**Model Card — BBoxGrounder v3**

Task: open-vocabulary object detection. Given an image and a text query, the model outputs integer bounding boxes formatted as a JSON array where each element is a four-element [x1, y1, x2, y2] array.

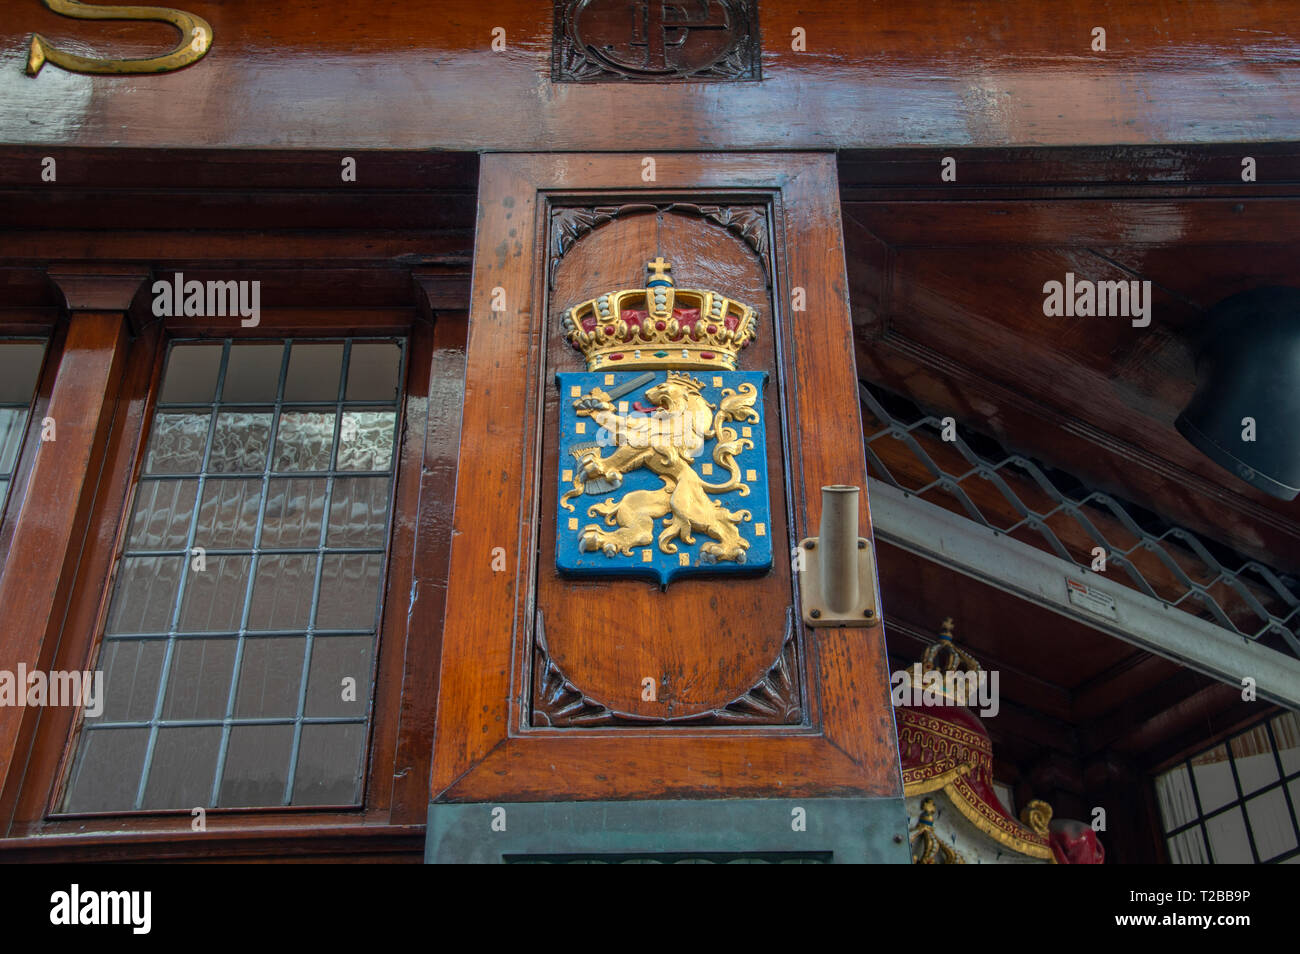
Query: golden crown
[[561, 258, 757, 371]]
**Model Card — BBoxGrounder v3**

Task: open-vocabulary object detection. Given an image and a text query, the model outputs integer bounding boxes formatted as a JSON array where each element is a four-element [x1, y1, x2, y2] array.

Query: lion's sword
[[568, 370, 656, 495]]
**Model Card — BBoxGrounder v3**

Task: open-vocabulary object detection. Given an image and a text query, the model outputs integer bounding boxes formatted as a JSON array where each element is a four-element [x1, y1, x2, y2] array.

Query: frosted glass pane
[[337, 411, 394, 471], [209, 411, 273, 473], [274, 411, 335, 472], [145, 412, 209, 474]]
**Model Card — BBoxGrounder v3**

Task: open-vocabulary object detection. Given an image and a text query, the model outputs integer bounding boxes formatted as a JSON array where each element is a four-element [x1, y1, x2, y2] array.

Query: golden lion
[[561, 373, 760, 565]]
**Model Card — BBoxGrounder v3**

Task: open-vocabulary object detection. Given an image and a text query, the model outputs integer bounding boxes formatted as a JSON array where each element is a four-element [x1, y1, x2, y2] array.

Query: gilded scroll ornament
[[26, 0, 212, 77]]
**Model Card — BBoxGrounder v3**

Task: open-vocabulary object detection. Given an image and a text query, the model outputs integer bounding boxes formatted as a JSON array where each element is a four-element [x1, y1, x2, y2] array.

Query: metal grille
[[860, 381, 1300, 660]]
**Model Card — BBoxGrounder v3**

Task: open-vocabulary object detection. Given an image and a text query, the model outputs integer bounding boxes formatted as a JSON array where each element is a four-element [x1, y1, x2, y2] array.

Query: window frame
[[5, 309, 460, 856]]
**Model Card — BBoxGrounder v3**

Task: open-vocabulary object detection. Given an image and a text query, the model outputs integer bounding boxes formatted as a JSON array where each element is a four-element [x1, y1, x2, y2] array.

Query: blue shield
[[556, 369, 772, 584]]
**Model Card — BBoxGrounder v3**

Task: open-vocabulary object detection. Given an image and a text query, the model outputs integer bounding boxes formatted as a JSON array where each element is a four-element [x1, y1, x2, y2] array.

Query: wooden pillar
[[0, 269, 138, 811], [426, 154, 903, 862]]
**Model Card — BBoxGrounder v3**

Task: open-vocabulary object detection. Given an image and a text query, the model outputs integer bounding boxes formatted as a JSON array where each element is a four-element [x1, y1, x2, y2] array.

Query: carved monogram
[[552, 0, 761, 83]]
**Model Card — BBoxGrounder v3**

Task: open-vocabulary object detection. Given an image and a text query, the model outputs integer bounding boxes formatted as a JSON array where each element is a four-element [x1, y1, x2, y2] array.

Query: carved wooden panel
[[430, 153, 900, 804], [552, 0, 761, 83]]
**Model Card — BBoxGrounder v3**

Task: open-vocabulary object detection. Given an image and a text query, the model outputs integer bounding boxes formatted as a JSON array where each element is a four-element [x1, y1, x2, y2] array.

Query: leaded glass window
[[60, 338, 404, 812]]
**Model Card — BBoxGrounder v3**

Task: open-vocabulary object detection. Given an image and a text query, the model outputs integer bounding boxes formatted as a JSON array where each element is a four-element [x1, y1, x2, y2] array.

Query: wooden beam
[[0, 282, 133, 812]]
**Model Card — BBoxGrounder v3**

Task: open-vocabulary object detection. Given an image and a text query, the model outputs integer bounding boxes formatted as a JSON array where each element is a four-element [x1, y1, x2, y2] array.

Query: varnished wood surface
[[430, 152, 899, 803], [0, 308, 128, 815], [843, 175, 1300, 574], [1, 1, 1298, 150]]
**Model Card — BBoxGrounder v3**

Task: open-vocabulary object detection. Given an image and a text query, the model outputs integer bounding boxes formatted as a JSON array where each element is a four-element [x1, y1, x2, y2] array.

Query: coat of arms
[[556, 258, 771, 584]]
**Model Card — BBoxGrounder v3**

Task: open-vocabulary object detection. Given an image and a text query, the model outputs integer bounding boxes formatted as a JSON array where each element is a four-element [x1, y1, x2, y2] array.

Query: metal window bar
[[860, 380, 1300, 660], [72, 337, 404, 812]]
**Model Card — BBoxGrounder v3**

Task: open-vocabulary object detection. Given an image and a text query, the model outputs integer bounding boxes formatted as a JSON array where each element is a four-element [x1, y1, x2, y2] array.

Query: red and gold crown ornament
[[561, 258, 757, 371]]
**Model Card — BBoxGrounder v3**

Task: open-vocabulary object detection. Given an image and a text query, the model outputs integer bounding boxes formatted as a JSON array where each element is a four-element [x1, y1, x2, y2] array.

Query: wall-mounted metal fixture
[[1176, 286, 1300, 501], [799, 485, 879, 627]]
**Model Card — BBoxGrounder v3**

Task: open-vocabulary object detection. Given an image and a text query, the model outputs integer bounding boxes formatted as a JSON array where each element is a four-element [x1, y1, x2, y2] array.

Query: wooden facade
[[0, 0, 1297, 864]]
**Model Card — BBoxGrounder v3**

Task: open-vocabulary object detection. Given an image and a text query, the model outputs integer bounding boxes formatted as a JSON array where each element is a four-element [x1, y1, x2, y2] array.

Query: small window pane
[[0, 339, 47, 516], [0, 341, 45, 403], [306, 636, 374, 717], [316, 553, 383, 630], [223, 343, 283, 403], [284, 343, 342, 401], [145, 411, 210, 474], [345, 342, 402, 401], [209, 411, 273, 473], [161, 637, 236, 720], [247, 554, 317, 631], [219, 725, 294, 807], [260, 477, 327, 548], [1155, 765, 1199, 832], [141, 726, 222, 809], [327, 477, 390, 547], [105, 556, 184, 635], [1246, 788, 1298, 860], [1274, 713, 1300, 775], [1167, 827, 1209, 864], [194, 478, 262, 549], [62, 729, 150, 813], [0, 407, 28, 472], [1231, 727, 1279, 794], [1192, 746, 1236, 813], [177, 554, 251, 632], [158, 343, 221, 404], [293, 723, 365, 806], [274, 411, 335, 472], [127, 479, 198, 551], [1205, 807, 1253, 863], [338, 411, 394, 471], [233, 637, 305, 718], [92, 639, 167, 724]]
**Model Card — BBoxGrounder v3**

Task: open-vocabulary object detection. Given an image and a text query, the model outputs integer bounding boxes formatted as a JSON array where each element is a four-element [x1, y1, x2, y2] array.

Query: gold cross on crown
[[647, 257, 672, 282]]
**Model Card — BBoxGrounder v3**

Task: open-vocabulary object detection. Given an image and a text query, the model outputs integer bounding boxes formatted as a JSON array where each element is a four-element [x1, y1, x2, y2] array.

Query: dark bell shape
[[1175, 286, 1300, 501]]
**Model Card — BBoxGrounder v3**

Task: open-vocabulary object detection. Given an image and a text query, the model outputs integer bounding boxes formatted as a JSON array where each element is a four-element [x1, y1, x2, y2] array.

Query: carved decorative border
[[551, 0, 761, 84], [532, 609, 801, 727], [550, 202, 771, 281]]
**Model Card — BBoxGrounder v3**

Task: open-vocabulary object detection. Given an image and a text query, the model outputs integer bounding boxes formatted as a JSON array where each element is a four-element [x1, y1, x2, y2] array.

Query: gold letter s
[[27, 0, 212, 77]]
